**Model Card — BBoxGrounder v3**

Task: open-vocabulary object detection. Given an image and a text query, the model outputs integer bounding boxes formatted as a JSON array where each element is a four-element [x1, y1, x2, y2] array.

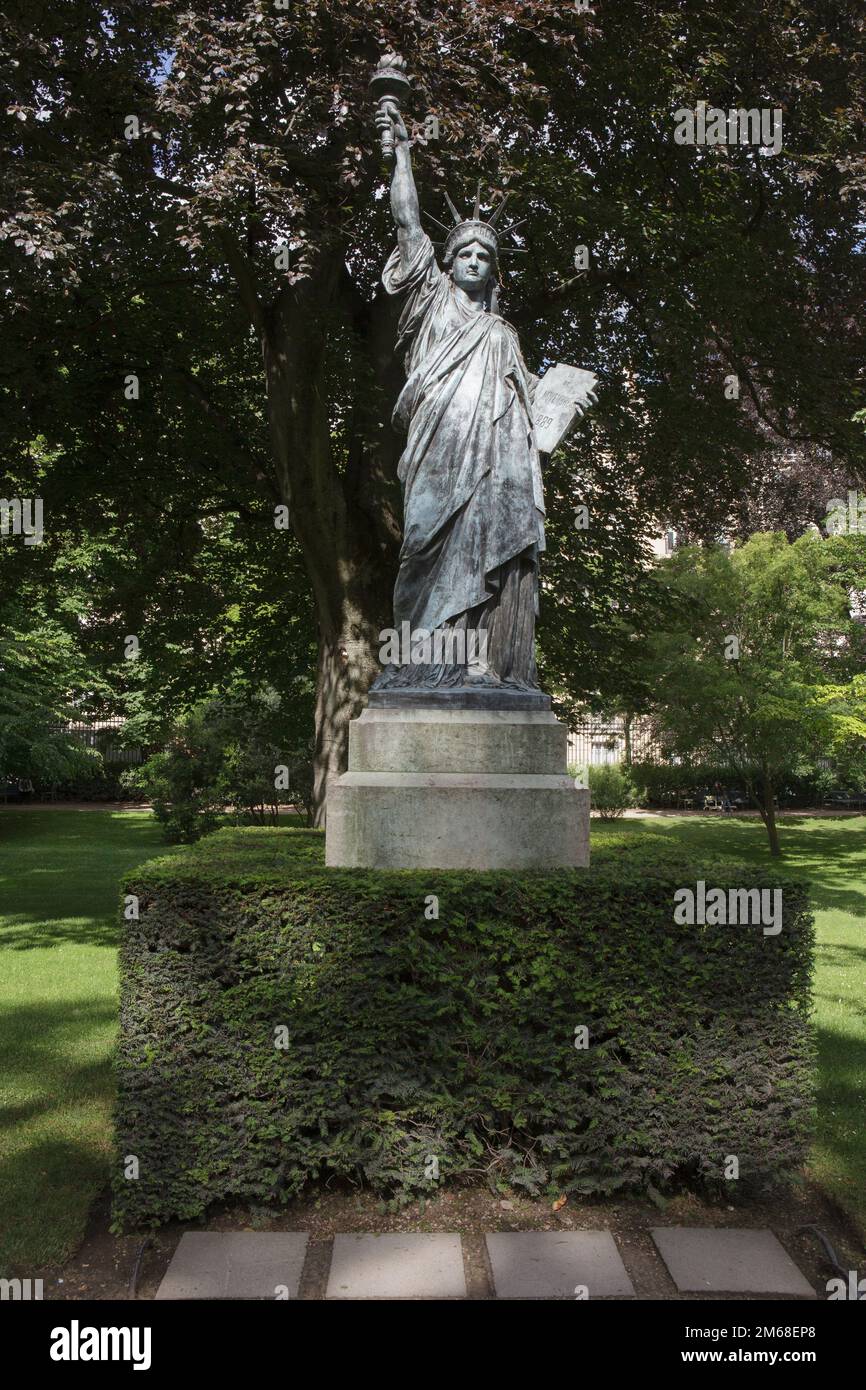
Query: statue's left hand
[[375, 99, 410, 148]]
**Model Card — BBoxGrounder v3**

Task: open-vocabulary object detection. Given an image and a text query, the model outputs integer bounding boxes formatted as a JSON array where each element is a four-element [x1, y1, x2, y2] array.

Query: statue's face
[[451, 240, 494, 297]]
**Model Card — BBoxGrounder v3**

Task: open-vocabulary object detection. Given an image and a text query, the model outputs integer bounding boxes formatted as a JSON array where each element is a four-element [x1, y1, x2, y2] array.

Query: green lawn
[[0, 809, 863, 1274], [0, 811, 180, 1274]]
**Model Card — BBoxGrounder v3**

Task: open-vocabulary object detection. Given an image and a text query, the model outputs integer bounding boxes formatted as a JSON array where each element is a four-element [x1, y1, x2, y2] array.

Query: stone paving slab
[[486, 1231, 635, 1299], [651, 1228, 816, 1297], [151, 1226, 817, 1300], [326, 1233, 466, 1300], [155, 1232, 309, 1300]]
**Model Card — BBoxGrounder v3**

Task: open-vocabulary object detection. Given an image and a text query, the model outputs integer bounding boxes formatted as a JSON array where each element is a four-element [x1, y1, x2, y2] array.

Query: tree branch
[[216, 228, 268, 338]]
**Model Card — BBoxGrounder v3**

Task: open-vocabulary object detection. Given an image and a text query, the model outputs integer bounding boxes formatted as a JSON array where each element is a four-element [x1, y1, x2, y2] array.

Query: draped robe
[[373, 230, 545, 690]]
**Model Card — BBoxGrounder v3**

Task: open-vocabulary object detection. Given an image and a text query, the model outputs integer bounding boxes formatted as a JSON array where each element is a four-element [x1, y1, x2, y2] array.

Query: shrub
[[47, 765, 149, 802], [133, 709, 224, 842], [133, 692, 315, 842], [628, 761, 736, 807], [113, 828, 815, 1229], [630, 756, 864, 810], [587, 763, 635, 818]]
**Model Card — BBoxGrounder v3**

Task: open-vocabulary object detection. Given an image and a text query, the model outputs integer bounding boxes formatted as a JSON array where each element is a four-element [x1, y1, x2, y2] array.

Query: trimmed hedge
[[113, 828, 815, 1229]]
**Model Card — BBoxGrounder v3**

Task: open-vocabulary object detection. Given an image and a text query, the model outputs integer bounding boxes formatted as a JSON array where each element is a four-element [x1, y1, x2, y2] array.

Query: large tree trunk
[[258, 255, 402, 825], [310, 598, 387, 828]]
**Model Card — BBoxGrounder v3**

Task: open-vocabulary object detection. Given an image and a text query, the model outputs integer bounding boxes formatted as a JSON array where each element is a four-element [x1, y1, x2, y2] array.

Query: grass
[[0, 811, 181, 1274], [0, 808, 863, 1274]]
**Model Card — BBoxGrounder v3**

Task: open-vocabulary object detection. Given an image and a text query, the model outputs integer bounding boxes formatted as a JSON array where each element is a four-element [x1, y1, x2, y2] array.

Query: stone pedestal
[[325, 693, 589, 869]]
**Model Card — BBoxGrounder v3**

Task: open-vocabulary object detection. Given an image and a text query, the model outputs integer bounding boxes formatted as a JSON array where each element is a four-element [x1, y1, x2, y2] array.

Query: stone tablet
[[533, 362, 598, 455]]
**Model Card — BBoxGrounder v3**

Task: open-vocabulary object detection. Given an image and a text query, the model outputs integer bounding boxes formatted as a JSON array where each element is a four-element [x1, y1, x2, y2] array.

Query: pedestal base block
[[325, 707, 589, 869]]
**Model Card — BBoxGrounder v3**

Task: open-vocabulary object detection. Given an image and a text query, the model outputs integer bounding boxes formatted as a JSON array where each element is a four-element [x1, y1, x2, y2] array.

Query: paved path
[[155, 1227, 817, 1300]]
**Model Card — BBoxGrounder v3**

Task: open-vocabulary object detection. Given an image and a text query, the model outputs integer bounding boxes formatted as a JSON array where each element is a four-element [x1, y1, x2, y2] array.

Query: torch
[[369, 51, 412, 164]]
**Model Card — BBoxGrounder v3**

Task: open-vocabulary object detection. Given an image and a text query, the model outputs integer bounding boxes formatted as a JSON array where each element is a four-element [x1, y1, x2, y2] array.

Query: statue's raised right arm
[[375, 100, 423, 256]]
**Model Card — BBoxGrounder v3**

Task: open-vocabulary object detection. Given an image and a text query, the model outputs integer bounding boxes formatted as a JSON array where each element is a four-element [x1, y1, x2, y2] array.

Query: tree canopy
[[635, 531, 866, 854], [2, 1, 864, 811]]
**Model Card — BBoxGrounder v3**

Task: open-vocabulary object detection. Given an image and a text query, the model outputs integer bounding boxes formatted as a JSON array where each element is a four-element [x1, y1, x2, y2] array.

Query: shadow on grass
[[0, 912, 122, 952], [0, 997, 119, 1275], [0, 996, 117, 1092], [0, 809, 181, 950], [812, 1027, 866, 1215], [0, 1135, 110, 1276], [0, 911, 123, 956], [0, 809, 160, 843]]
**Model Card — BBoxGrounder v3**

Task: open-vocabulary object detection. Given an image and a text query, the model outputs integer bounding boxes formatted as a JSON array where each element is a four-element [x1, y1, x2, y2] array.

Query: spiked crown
[[424, 182, 528, 267]]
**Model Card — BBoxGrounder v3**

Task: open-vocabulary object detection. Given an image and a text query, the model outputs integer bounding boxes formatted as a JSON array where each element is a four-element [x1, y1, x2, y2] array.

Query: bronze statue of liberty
[[370, 89, 553, 696], [325, 59, 594, 869]]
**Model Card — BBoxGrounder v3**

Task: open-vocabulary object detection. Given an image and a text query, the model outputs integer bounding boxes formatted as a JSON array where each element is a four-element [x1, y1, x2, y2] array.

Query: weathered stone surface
[[326, 705, 589, 870], [155, 1232, 309, 1300], [486, 1232, 635, 1299], [326, 1233, 466, 1300], [327, 770, 588, 868], [651, 1228, 816, 1296], [349, 706, 567, 775]]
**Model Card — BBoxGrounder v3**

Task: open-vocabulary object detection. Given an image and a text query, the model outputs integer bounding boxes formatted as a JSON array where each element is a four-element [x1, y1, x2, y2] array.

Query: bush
[[629, 761, 737, 808], [629, 757, 864, 810], [133, 692, 315, 842], [44, 765, 150, 802], [113, 828, 815, 1229], [587, 763, 635, 818], [132, 708, 224, 842]]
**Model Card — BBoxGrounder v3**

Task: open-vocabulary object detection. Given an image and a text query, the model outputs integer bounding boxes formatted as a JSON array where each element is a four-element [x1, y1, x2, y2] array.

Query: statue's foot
[[464, 666, 501, 687]]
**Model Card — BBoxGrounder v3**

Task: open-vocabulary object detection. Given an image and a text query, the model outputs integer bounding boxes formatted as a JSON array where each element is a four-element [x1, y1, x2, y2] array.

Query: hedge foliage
[[113, 828, 815, 1229]]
